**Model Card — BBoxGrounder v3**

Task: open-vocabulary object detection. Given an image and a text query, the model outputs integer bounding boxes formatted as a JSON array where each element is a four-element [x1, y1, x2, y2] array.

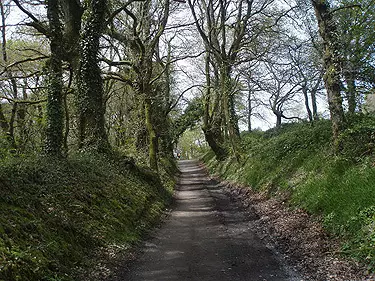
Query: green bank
[[0, 153, 174, 281], [202, 116, 375, 270]]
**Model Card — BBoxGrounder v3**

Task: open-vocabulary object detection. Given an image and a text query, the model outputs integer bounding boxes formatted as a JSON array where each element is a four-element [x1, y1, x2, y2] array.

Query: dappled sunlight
[[122, 161, 300, 281]]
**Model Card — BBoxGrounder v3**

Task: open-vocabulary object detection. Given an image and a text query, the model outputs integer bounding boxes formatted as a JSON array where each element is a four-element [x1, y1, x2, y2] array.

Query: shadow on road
[[114, 160, 301, 281]]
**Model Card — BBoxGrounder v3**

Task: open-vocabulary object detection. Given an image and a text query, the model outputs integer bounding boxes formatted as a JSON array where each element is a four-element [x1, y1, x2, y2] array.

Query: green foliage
[[0, 135, 14, 159], [202, 117, 375, 270], [340, 114, 375, 158], [342, 206, 375, 268], [173, 97, 204, 142], [178, 128, 207, 159], [236, 120, 332, 190], [0, 153, 173, 280], [336, 0, 375, 86]]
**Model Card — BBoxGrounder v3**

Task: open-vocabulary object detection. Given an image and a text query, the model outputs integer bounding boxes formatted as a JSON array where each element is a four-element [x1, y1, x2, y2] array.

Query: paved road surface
[[120, 160, 300, 281]]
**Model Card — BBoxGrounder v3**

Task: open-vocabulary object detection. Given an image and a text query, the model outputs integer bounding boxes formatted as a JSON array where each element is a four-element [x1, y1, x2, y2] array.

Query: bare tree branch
[[12, 0, 49, 36], [0, 55, 49, 76], [106, 0, 145, 25], [1, 95, 47, 104], [103, 71, 134, 86], [330, 4, 361, 15], [167, 84, 202, 113]]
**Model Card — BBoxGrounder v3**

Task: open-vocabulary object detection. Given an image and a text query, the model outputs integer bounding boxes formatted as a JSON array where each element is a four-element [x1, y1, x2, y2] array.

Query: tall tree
[[311, 0, 345, 151], [60, 0, 83, 77], [44, 0, 64, 156], [77, 0, 110, 152], [0, 0, 17, 148], [287, 40, 324, 122], [202, 50, 227, 160], [12, 0, 111, 153], [252, 60, 301, 127], [0, 1, 10, 140], [337, 0, 375, 114], [188, 0, 281, 160], [187, 0, 244, 160], [106, 0, 170, 170]]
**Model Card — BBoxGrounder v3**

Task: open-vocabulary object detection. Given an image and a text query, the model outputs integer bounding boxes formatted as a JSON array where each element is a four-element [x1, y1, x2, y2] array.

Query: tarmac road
[[120, 160, 301, 281]]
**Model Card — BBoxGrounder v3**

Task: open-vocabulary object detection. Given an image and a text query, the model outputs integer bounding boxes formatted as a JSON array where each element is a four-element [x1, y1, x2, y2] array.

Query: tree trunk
[[0, 1, 16, 148], [203, 52, 211, 132], [159, 116, 174, 160], [344, 69, 356, 114], [159, 51, 175, 160], [60, 0, 83, 73], [311, 90, 319, 120], [310, 72, 322, 121], [137, 47, 160, 170], [220, 63, 240, 161], [248, 87, 252, 132], [312, 0, 345, 151], [44, 0, 64, 156], [63, 89, 70, 154], [77, 0, 110, 152], [275, 111, 282, 128], [0, 104, 9, 134], [202, 52, 227, 160], [0, 2, 9, 136], [136, 105, 148, 152], [302, 84, 313, 122], [17, 85, 28, 151], [202, 126, 227, 161], [145, 97, 158, 171]]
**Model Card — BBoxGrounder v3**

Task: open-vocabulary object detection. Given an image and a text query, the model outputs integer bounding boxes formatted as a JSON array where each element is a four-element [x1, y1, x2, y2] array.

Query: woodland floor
[[104, 160, 375, 281]]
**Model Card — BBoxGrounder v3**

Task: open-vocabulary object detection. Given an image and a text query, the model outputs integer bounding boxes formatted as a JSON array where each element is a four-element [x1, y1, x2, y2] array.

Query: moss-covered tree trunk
[[0, 2, 9, 138], [77, 0, 110, 152], [44, 0, 64, 156], [220, 63, 241, 161], [159, 125, 174, 160], [0, 1, 17, 149], [0, 104, 8, 134], [145, 97, 158, 171], [136, 104, 148, 152], [312, 0, 345, 152], [202, 52, 227, 161], [139, 53, 159, 171], [17, 87, 28, 151], [189, 0, 251, 161], [158, 53, 176, 161], [344, 68, 356, 114]]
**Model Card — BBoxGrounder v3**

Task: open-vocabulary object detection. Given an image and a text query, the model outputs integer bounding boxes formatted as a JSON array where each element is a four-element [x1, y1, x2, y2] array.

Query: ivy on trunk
[[44, 0, 64, 156], [77, 0, 110, 153]]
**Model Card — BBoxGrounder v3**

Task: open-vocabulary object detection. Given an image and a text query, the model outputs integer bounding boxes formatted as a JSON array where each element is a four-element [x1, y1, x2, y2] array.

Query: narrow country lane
[[118, 160, 301, 281]]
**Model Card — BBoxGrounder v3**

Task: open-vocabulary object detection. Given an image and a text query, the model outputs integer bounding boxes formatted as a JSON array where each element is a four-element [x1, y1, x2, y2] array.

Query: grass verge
[[202, 117, 375, 271], [0, 153, 174, 281]]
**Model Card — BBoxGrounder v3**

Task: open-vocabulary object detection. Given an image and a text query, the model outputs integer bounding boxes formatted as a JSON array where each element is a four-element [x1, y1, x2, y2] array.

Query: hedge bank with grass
[[0, 153, 174, 281], [202, 117, 375, 270]]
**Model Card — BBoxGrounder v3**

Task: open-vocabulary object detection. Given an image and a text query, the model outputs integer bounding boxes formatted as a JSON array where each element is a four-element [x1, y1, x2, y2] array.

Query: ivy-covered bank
[[202, 118, 375, 270], [0, 153, 174, 281]]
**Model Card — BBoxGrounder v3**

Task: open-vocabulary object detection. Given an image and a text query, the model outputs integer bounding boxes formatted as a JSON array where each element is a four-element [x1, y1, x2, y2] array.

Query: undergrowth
[[202, 116, 375, 271], [0, 153, 174, 281]]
